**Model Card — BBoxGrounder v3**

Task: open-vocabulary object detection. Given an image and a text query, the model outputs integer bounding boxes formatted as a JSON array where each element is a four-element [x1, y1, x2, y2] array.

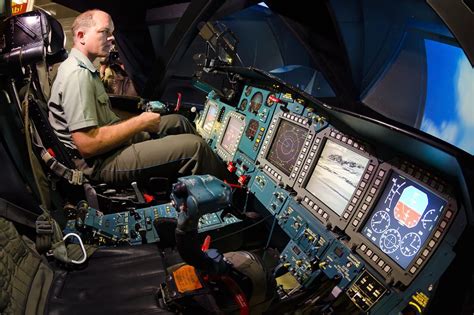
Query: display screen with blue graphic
[[361, 171, 447, 269], [421, 39, 474, 155]]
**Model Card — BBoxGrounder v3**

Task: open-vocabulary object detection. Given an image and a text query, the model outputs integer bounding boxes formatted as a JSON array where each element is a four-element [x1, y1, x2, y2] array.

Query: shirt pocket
[[97, 93, 109, 106], [96, 92, 120, 126]]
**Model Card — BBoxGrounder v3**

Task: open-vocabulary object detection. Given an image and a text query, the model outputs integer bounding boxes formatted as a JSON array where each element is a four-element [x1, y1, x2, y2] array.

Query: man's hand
[[137, 112, 161, 133]]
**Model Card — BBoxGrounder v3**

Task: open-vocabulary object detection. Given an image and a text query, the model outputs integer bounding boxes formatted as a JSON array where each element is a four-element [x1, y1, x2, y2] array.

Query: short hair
[[71, 9, 105, 41]]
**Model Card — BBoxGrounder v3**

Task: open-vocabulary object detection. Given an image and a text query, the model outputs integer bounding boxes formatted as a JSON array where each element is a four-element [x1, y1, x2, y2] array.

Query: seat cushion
[[46, 244, 182, 315], [0, 217, 54, 315]]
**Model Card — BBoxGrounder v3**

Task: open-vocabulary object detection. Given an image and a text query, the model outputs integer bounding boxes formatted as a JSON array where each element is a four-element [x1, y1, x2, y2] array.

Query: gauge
[[238, 99, 248, 111], [249, 92, 263, 113], [245, 86, 252, 96], [245, 119, 259, 140], [266, 94, 276, 106], [379, 228, 401, 254], [370, 211, 391, 234], [421, 209, 439, 231], [400, 232, 421, 257]]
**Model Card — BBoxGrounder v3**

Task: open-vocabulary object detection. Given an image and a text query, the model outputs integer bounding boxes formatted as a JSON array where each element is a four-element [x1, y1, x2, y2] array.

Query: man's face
[[83, 11, 114, 59]]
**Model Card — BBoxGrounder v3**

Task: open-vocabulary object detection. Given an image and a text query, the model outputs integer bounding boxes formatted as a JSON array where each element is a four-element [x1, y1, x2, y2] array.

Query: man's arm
[[72, 111, 161, 158]]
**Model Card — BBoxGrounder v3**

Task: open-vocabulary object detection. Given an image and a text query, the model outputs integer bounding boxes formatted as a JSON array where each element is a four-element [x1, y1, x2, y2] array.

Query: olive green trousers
[[92, 114, 227, 185]]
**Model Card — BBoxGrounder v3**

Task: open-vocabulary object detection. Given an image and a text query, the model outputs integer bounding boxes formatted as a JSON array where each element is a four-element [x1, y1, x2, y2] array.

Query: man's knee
[[188, 134, 208, 151], [160, 114, 195, 135]]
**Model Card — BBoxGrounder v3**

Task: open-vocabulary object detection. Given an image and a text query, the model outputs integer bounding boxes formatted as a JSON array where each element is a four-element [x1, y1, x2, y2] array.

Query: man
[[48, 9, 226, 185]]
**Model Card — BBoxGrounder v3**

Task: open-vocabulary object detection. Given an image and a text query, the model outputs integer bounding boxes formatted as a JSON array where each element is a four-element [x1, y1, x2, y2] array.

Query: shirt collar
[[70, 48, 98, 74]]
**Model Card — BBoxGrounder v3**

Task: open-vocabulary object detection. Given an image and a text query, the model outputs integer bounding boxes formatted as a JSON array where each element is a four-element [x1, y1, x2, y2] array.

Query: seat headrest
[[0, 9, 67, 71]]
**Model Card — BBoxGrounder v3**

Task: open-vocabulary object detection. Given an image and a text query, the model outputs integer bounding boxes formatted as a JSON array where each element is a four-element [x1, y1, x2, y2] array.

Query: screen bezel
[[360, 171, 448, 269], [265, 119, 309, 177], [256, 111, 313, 188], [293, 128, 378, 231], [346, 163, 457, 286], [215, 111, 246, 162], [199, 99, 219, 139], [220, 115, 243, 153]]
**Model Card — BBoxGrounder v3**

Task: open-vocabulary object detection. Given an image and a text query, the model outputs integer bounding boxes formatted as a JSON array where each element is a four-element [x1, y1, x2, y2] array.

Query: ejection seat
[[0, 10, 184, 313], [0, 10, 169, 214]]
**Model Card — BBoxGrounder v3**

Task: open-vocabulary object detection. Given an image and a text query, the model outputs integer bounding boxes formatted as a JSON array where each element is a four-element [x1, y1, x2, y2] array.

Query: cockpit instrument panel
[[346, 162, 457, 286], [193, 72, 465, 314], [218, 85, 280, 170], [293, 128, 379, 230], [257, 112, 315, 186]]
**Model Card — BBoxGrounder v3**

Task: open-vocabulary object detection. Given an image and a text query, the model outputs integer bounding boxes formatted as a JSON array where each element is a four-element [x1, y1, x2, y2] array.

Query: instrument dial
[[400, 232, 421, 257], [266, 94, 276, 106], [245, 86, 252, 96], [239, 99, 248, 111], [421, 209, 439, 231], [370, 211, 391, 234], [379, 228, 401, 254], [249, 92, 263, 113], [245, 119, 259, 140]]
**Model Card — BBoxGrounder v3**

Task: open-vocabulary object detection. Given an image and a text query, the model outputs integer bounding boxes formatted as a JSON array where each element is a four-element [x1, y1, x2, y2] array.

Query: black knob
[[172, 182, 188, 198]]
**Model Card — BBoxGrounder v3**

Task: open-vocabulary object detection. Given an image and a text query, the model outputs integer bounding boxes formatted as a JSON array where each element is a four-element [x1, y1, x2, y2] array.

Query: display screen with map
[[266, 119, 308, 176], [361, 172, 447, 269], [305, 140, 369, 215]]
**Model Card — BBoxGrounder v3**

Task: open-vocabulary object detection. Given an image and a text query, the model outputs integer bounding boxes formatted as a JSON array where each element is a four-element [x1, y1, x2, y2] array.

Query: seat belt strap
[[18, 68, 96, 262], [0, 197, 37, 228]]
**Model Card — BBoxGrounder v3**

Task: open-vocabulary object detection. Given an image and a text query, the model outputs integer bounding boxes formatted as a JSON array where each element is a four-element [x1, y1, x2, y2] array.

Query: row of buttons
[[260, 117, 280, 180], [282, 112, 309, 125], [342, 163, 374, 222], [303, 195, 329, 220], [259, 117, 277, 157], [359, 243, 392, 274], [253, 126, 265, 151], [264, 164, 282, 181], [329, 129, 365, 151], [297, 138, 321, 183], [400, 162, 446, 194], [351, 168, 385, 228], [291, 133, 314, 179]]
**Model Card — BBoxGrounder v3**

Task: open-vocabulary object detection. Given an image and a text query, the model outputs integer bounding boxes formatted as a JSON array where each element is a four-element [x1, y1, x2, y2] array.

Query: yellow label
[[412, 291, 429, 309], [282, 93, 293, 101], [173, 265, 203, 293]]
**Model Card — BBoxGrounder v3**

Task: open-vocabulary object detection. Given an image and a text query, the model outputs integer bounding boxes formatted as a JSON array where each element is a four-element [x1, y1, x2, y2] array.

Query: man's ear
[[77, 30, 86, 45]]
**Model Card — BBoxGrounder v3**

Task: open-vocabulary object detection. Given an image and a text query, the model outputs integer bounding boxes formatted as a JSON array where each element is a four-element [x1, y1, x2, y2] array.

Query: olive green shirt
[[48, 48, 120, 152]]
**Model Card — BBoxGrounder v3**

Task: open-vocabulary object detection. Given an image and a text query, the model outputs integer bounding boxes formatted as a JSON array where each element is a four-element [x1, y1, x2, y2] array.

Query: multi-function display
[[361, 172, 447, 269], [266, 120, 308, 176], [306, 140, 369, 215]]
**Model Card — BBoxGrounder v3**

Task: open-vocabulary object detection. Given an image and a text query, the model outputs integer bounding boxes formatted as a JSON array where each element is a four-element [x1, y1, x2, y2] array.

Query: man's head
[[72, 10, 114, 62]]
